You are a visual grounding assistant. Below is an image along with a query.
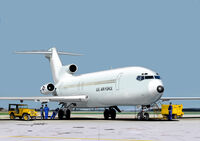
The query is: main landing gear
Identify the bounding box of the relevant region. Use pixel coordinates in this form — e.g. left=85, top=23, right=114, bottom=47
left=137, top=105, right=150, bottom=120
left=104, top=106, right=121, bottom=120
left=58, top=109, right=71, bottom=120
left=58, top=103, right=76, bottom=120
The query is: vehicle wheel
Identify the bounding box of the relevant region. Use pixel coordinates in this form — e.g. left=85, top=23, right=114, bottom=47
left=144, top=113, right=149, bottom=121
left=104, top=109, right=109, bottom=120
left=110, top=109, right=116, bottom=120
left=10, top=113, right=15, bottom=120
left=58, top=109, right=64, bottom=120
left=23, top=114, right=31, bottom=121
left=173, top=114, right=177, bottom=119
left=65, top=109, right=71, bottom=120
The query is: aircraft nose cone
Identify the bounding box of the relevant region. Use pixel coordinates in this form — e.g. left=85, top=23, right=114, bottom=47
left=157, top=85, right=164, bottom=93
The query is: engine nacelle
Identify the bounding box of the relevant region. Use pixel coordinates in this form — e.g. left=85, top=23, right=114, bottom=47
left=65, top=64, right=78, bottom=74
left=40, top=83, right=55, bottom=95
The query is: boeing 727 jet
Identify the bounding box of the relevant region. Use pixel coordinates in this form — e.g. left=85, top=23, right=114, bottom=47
left=0, top=48, right=200, bottom=120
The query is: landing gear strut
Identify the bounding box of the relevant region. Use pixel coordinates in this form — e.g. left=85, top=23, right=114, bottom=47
left=104, top=107, right=117, bottom=120
left=137, top=105, right=150, bottom=120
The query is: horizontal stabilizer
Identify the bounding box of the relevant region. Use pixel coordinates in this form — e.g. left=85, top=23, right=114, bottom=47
left=15, top=50, right=83, bottom=56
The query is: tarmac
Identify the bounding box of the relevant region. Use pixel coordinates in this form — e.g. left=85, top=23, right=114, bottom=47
left=0, top=113, right=199, bottom=141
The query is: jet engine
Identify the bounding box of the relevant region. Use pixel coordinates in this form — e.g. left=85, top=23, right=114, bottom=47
left=40, top=83, right=55, bottom=95
left=65, top=64, right=78, bottom=74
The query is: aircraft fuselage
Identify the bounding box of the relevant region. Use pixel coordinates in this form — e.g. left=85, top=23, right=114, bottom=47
left=55, top=66, right=164, bottom=108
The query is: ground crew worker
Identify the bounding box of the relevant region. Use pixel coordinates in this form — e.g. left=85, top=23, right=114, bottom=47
left=40, top=105, right=44, bottom=120
left=50, top=108, right=59, bottom=119
left=44, top=104, right=49, bottom=119
left=168, top=102, right=173, bottom=120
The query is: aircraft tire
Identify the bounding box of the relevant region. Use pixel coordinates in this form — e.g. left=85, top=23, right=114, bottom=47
left=137, top=112, right=144, bottom=120
left=65, top=109, right=71, bottom=120
left=104, top=109, right=109, bottom=120
left=58, top=109, right=64, bottom=120
left=144, top=113, right=149, bottom=120
left=110, top=109, right=116, bottom=120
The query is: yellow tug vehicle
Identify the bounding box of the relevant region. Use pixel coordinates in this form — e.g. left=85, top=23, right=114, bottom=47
left=161, top=104, right=184, bottom=119
left=8, top=104, right=37, bottom=121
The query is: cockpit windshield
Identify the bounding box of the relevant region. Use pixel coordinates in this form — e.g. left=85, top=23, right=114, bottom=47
left=136, top=75, right=161, bottom=81
left=136, top=76, right=144, bottom=81
left=145, top=76, right=154, bottom=79
left=154, top=75, right=161, bottom=79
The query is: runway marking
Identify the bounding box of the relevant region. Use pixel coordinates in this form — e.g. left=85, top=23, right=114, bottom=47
left=2, top=136, right=154, bottom=141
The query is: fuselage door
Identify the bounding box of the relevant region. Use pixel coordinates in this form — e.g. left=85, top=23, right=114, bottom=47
left=116, top=73, right=123, bottom=91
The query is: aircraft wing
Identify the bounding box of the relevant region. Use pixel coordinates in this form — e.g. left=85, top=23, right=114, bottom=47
left=160, top=97, right=200, bottom=101
left=0, top=95, right=88, bottom=103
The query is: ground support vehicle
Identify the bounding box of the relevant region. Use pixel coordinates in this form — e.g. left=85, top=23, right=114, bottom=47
left=8, top=104, right=37, bottom=121
left=161, top=104, right=184, bottom=119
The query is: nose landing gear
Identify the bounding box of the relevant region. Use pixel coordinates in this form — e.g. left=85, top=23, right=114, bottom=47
left=137, top=105, right=150, bottom=120
left=137, top=111, right=149, bottom=120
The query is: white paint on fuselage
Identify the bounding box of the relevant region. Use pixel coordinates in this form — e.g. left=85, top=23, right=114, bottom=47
left=55, top=67, right=163, bottom=108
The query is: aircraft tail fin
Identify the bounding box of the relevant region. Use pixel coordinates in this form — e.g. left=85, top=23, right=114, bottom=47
left=16, top=47, right=82, bottom=83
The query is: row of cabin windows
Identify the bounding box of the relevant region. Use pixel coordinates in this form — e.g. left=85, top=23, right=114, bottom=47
left=136, top=75, right=161, bottom=81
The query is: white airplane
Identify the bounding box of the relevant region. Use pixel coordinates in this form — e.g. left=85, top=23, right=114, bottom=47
left=1, top=48, right=200, bottom=120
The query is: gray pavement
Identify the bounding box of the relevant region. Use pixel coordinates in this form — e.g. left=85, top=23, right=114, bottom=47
left=0, top=115, right=199, bottom=141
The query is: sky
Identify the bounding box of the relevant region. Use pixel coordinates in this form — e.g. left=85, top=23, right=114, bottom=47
left=0, top=0, right=200, bottom=109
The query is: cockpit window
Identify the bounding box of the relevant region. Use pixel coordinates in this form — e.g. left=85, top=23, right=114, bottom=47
left=136, top=75, right=161, bottom=81
left=136, top=76, right=144, bottom=81
left=145, top=76, right=154, bottom=79
left=155, top=75, right=161, bottom=79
